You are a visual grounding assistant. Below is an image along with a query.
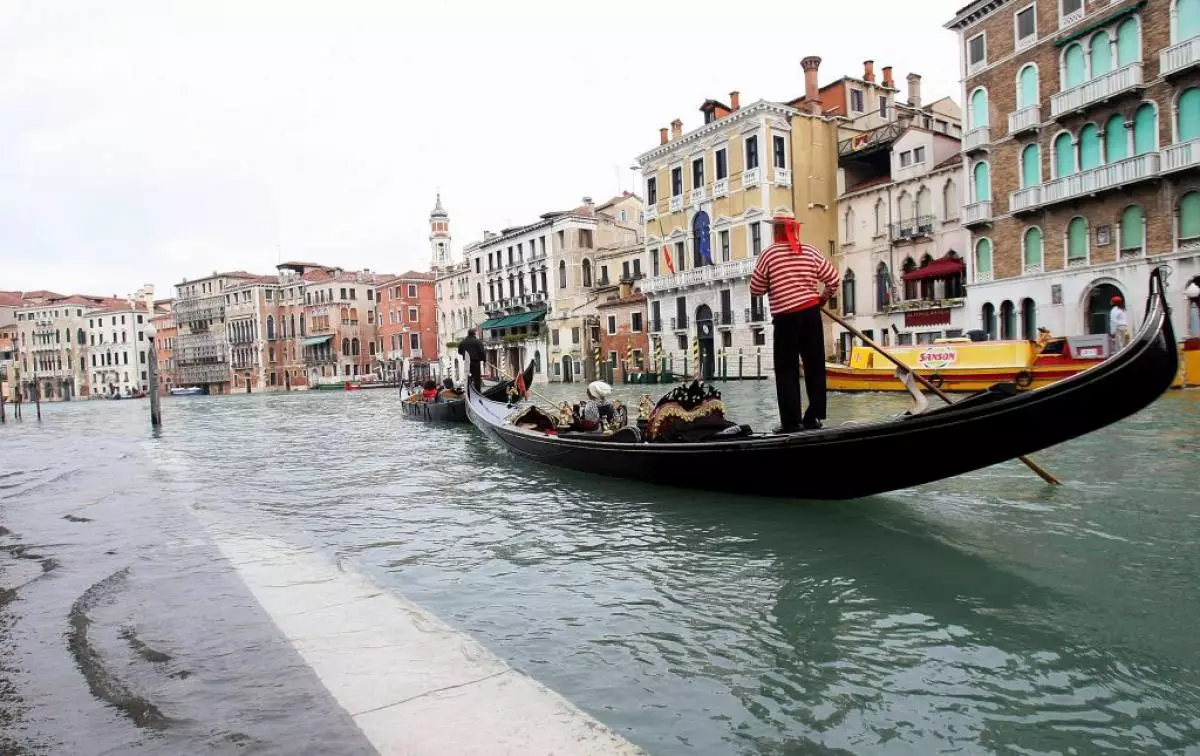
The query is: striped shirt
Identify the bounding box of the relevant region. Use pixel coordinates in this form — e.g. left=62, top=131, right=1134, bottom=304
left=749, top=242, right=840, bottom=315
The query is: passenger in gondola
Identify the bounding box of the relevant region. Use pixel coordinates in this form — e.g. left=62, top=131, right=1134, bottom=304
left=750, top=207, right=840, bottom=433
left=440, top=377, right=461, bottom=400
left=458, top=329, right=486, bottom=392
left=574, top=381, right=615, bottom=431
left=421, top=380, right=439, bottom=402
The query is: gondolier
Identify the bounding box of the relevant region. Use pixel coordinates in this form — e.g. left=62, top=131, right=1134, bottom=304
left=750, top=207, right=840, bottom=432
left=458, top=328, right=486, bottom=392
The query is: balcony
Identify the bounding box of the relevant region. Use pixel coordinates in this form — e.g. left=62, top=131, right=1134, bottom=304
left=773, top=168, right=792, bottom=187
left=689, top=187, right=707, bottom=205
left=715, top=310, right=734, bottom=327
left=643, top=205, right=658, bottom=221
left=891, top=215, right=935, bottom=241
left=1160, top=36, right=1200, bottom=77
left=671, top=315, right=689, bottom=331
left=744, top=307, right=767, bottom=324
left=1010, top=185, right=1042, bottom=213
left=962, top=201, right=993, bottom=226
left=742, top=167, right=761, bottom=187
left=640, top=257, right=755, bottom=295
left=962, top=126, right=990, bottom=153
left=1007, top=105, right=1041, bottom=135
left=712, top=178, right=729, bottom=197
left=669, top=195, right=683, bottom=213
left=649, top=318, right=663, bottom=333
left=1050, top=62, right=1143, bottom=119
left=1059, top=6, right=1084, bottom=29
left=1161, top=139, right=1200, bottom=175
left=1040, top=153, right=1159, bottom=206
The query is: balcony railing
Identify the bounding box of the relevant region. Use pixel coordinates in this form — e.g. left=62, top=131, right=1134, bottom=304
left=1050, top=63, right=1143, bottom=118
left=1010, top=185, right=1042, bottom=213
left=715, top=310, right=734, bottom=327
left=742, top=167, right=761, bottom=187
left=962, top=126, right=990, bottom=152
left=712, top=178, right=729, bottom=197
left=744, top=308, right=767, bottom=324
left=639, top=257, right=755, bottom=295
left=1040, top=153, right=1159, bottom=206
left=1160, top=36, right=1200, bottom=77
left=1059, top=6, right=1084, bottom=29
left=881, top=297, right=966, bottom=314
left=669, top=195, right=683, bottom=213
left=962, top=201, right=993, bottom=225
left=689, top=187, right=707, bottom=205
left=649, top=318, right=663, bottom=333
left=1008, top=105, right=1041, bottom=135
left=643, top=205, right=658, bottom=221
left=1161, top=139, right=1200, bottom=174
left=891, top=215, right=935, bottom=241
left=671, top=315, right=689, bottom=331
left=773, top=168, right=792, bottom=186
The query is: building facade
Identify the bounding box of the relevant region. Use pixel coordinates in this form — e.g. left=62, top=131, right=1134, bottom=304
left=84, top=298, right=159, bottom=397
left=637, top=60, right=840, bottom=379
left=377, top=271, right=438, bottom=382
left=151, top=307, right=177, bottom=394
left=946, top=0, right=1200, bottom=344
left=174, top=272, right=257, bottom=394
left=15, top=296, right=105, bottom=400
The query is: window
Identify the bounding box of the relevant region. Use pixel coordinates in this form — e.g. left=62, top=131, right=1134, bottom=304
left=1063, top=43, right=1086, bottom=88
left=753, top=328, right=766, bottom=346
left=876, top=263, right=891, bottom=309
left=982, top=302, right=997, bottom=339
left=558, top=260, right=567, bottom=288
left=1000, top=301, right=1016, bottom=339
left=1178, top=88, right=1200, bottom=141
left=571, top=327, right=580, bottom=344
left=842, top=271, right=856, bottom=315
left=1015, top=4, right=1037, bottom=46
left=647, top=176, right=657, bottom=205
left=1017, top=65, right=1039, bottom=109
left=340, top=288, right=347, bottom=300
left=671, top=167, right=683, bottom=197
left=844, top=209, right=855, bottom=244
left=719, top=229, right=730, bottom=262
left=1116, top=17, right=1139, bottom=66
left=745, top=135, right=759, bottom=170
left=1091, top=32, right=1113, bottom=77
left=1120, top=205, right=1144, bottom=256
left=582, top=259, right=593, bottom=287
left=715, top=148, right=728, bottom=180
left=1021, top=144, right=1041, bottom=188
left=408, top=306, right=418, bottom=322
left=410, top=333, right=420, bottom=350
left=608, top=351, right=618, bottom=368
left=900, top=150, right=913, bottom=167
left=1133, top=103, right=1157, bottom=155
left=1079, top=123, right=1102, bottom=170
left=607, top=315, right=616, bottom=335
left=1067, top=217, right=1089, bottom=264
left=773, top=135, right=786, bottom=168
left=849, top=88, right=864, bottom=113
left=969, top=88, right=988, bottom=129
left=1021, top=298, right=1038, bottom=340
left=1023, top=226, right=1044, bottom=271
left=342, top=338, right=351, bottom=356
left=1053, top=132, right=1076, bottom=177
left=366, top=289, right=373, bottom=301
left=692, top=157, right=704, bottom=189
left=551, top=329, right=560, bottom=346
left=751, top=223, right=762, bottom=255
left=1180, top=191, right=1200, bottom=242
left=972, top=161, right=991, bottom=202
left=1178, top=0, right=1200, bottom=43
left=874, top=200, right=886, bottom=234
left=349, top=288, right=357, bottom=300
left=913, top=146, right=926, bottom=163
left=968, top=32, right=987, bottom=71
left=879, top=95, right=888, bottom=118
left=631, top=312, right=643, bottom=332
left=1061, top=0, right=1083, bottom=24
left=975, top=238, right=993, bottom=280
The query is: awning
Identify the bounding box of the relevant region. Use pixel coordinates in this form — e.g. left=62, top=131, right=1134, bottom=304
left=301, top=334, right=333, bottom=347
left=903, top=256, right=966, bottom=281
left=482, top=310, right=547, bottom=330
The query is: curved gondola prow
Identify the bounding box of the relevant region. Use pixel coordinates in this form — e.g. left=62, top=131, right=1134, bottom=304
left=479, top=360, right=537, bottom=403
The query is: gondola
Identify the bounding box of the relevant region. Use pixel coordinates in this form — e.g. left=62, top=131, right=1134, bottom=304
left=467, top=268, right=1179, bottom=500
left=401, top=361, right=536, bottom=423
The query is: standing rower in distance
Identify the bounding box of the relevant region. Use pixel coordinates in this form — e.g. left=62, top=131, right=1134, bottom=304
left=750, top=207, right=840, bottom=433
left=458, top=328, right=486, bottom=392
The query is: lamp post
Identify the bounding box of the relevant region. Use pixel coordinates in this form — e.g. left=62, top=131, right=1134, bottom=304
left=145, top=324, right=161, bottom=428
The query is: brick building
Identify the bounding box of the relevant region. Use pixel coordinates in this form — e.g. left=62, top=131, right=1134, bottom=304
left=376, top=271, right=438, bottom=382
left=945, top=0, right=1200, bottom=343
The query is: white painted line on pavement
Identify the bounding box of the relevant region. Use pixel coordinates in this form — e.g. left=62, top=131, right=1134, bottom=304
left=201, top=526, right=645, bottom=756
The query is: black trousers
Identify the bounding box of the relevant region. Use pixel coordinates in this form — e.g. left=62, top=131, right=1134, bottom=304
left=772, top=307, right=827, bottom=428
left=469, top=360, right=482, bottom=392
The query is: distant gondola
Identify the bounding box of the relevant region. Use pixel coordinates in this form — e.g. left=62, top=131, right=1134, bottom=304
left=401, top=361, right=536, bottom=423
left=467, top=268, right=1179, bottom=500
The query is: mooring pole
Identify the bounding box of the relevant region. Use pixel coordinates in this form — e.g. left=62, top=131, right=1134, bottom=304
left=146, top=326, right=161, bottom=428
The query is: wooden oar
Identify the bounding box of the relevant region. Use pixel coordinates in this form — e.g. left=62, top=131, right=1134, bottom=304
left=821, top=307, right=1063, bottom=486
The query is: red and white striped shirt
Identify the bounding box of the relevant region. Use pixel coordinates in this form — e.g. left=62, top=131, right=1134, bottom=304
left=750, top=242, right=840, bottom=315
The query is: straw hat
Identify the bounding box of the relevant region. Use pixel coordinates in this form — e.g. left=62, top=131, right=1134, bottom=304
left=1185, top=282, right=1200, bottom=300
left=587, top=380, right=612, bottom=399
left=770, top=206, right=796, bottom=223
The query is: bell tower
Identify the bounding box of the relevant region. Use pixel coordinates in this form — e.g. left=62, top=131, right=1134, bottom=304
left=429, top=193, right=451, bottom=271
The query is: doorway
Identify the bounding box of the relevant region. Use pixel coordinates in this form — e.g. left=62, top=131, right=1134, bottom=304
left=1086, top=283, right=1123, bottom=335
left=561, top=355, right=573, bottom=383
left=695, top=304, right=715, bottom=379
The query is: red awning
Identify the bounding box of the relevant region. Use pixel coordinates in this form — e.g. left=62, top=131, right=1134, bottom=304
left=903, top=256, right=966, bottom=281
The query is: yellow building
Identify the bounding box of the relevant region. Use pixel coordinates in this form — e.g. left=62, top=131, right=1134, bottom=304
left=636, top=56, right=841, bottom=378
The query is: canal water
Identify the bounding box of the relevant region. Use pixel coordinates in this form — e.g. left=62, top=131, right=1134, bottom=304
left=2, top=383, right=1200, bottom=755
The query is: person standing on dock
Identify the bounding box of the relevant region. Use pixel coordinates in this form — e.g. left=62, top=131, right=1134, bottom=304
left=459, top=328, right=486, bottom=392
left=1110, top=296, right=1130, bottom=351
left=750, top=208, right=840, bottom=433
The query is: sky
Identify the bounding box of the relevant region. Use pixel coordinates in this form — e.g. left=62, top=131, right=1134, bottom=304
left=0, top=0, right=961, bottom=300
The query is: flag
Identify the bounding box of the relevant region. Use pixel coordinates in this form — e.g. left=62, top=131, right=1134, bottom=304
left=663, top=245, right=675, bottom=274
left=515, top=371, right=527, bottom=399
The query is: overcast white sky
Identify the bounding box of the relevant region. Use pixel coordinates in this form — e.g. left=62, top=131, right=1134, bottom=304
left=1, top=1, right=961, bottom=299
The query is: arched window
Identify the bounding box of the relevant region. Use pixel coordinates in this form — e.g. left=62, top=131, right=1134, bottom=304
left=982, top=302, right=997, bottom=339
left=1064, top=43, right=1086, bottom=88
left=943, top=180, right=958, bottom=220
left=969, top=87, right=989, bottom=128
left=1079, top=123, right=1102, bottom=169
left=266, top=316, right=275, bottom=340
left=290, top=314, right=297, bottom=338
left=1133, top=103, right=1157, bottom=155
left=1180, top=191, right=1200, bottom=243
left=1178, top=0, right=1200, bottom=42
left=1021, top=143, right=1041, bottom=188
left=582, top=259, right=592, bottom=287
left=876, top=263, right=891, bottom=309
left=341, top=338, right=351, bottom=356
left=558, top=260, right=567, bottom=288
left=349, top=307, right=358, bottom=322
left=975, top=238, right=993, bottom=281
left=1120, top=205, right=1145, bottom=257
left=1067, top=217, right=1089, bottom=265
left=874, top=199, right=886, bottom=235
left=534, top=350, right=542, bottom=374
left=1116, top=17, right=1140, bottom=67
left=340, top=307, right=349, bottom=322
left=299, top=313, right=306, bottom=336
left=972, top=161, right=991, bottom=202
left=351, top=338, right=360, bottom=356
left=844, top=208, right=855, bottom=243
left=76, top=328, right=85, bottom=345
left=1106, top=114, right=1129, bottom=161
left=1089, top=32, right=1113, bottom=77
left=916, top=186, right=932, bottom=219
left=1021, top=298, right=1038, bottom=341
left=1017, top=64, right=1038, bottom=109
left=1000, top=300, right=1016, bottom=339
left=1023, top=226, right=1044, bottom=271
left=1177, top=87, right=1200, bottom=141
left=1054, top=132, right=1076, bottom=177
left=898, top=190, right=913, bottom=221
left=842, top=271, right=856, bottom=315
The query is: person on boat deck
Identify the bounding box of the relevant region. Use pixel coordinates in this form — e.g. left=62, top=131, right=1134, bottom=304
left=1110, top=295, right=1130, bottom=351
left=440, top=377, right=461, bottom=399
left=421, top=380, right=439, bottom=402
left=749, top=207, right=840, bottom=433
left=576, top=381, right=615, bottom=431
left=458, top=328, right=486, bottom=392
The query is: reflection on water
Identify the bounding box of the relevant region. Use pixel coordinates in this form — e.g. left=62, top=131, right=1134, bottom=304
left=5, top=384, right=1200, bottom=754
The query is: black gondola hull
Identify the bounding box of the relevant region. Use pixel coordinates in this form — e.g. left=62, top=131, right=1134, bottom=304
left=403, top=362, right=536, bottom=423
left=467, top=269, right=1178, bottom=500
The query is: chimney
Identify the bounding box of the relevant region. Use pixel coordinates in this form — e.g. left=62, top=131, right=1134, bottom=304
left=882, top=66, right=894, bottom=88
left=659, top=127, right=669, bottom=145
left=670, top=118, right=683, bottom=139
left=907, top=73, right=922, bottom=107
left=801, top=56, right=822, bottom=115
left=863, top=60, right=875, bottom=83
left=729, top=90, right=740, bottom=111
